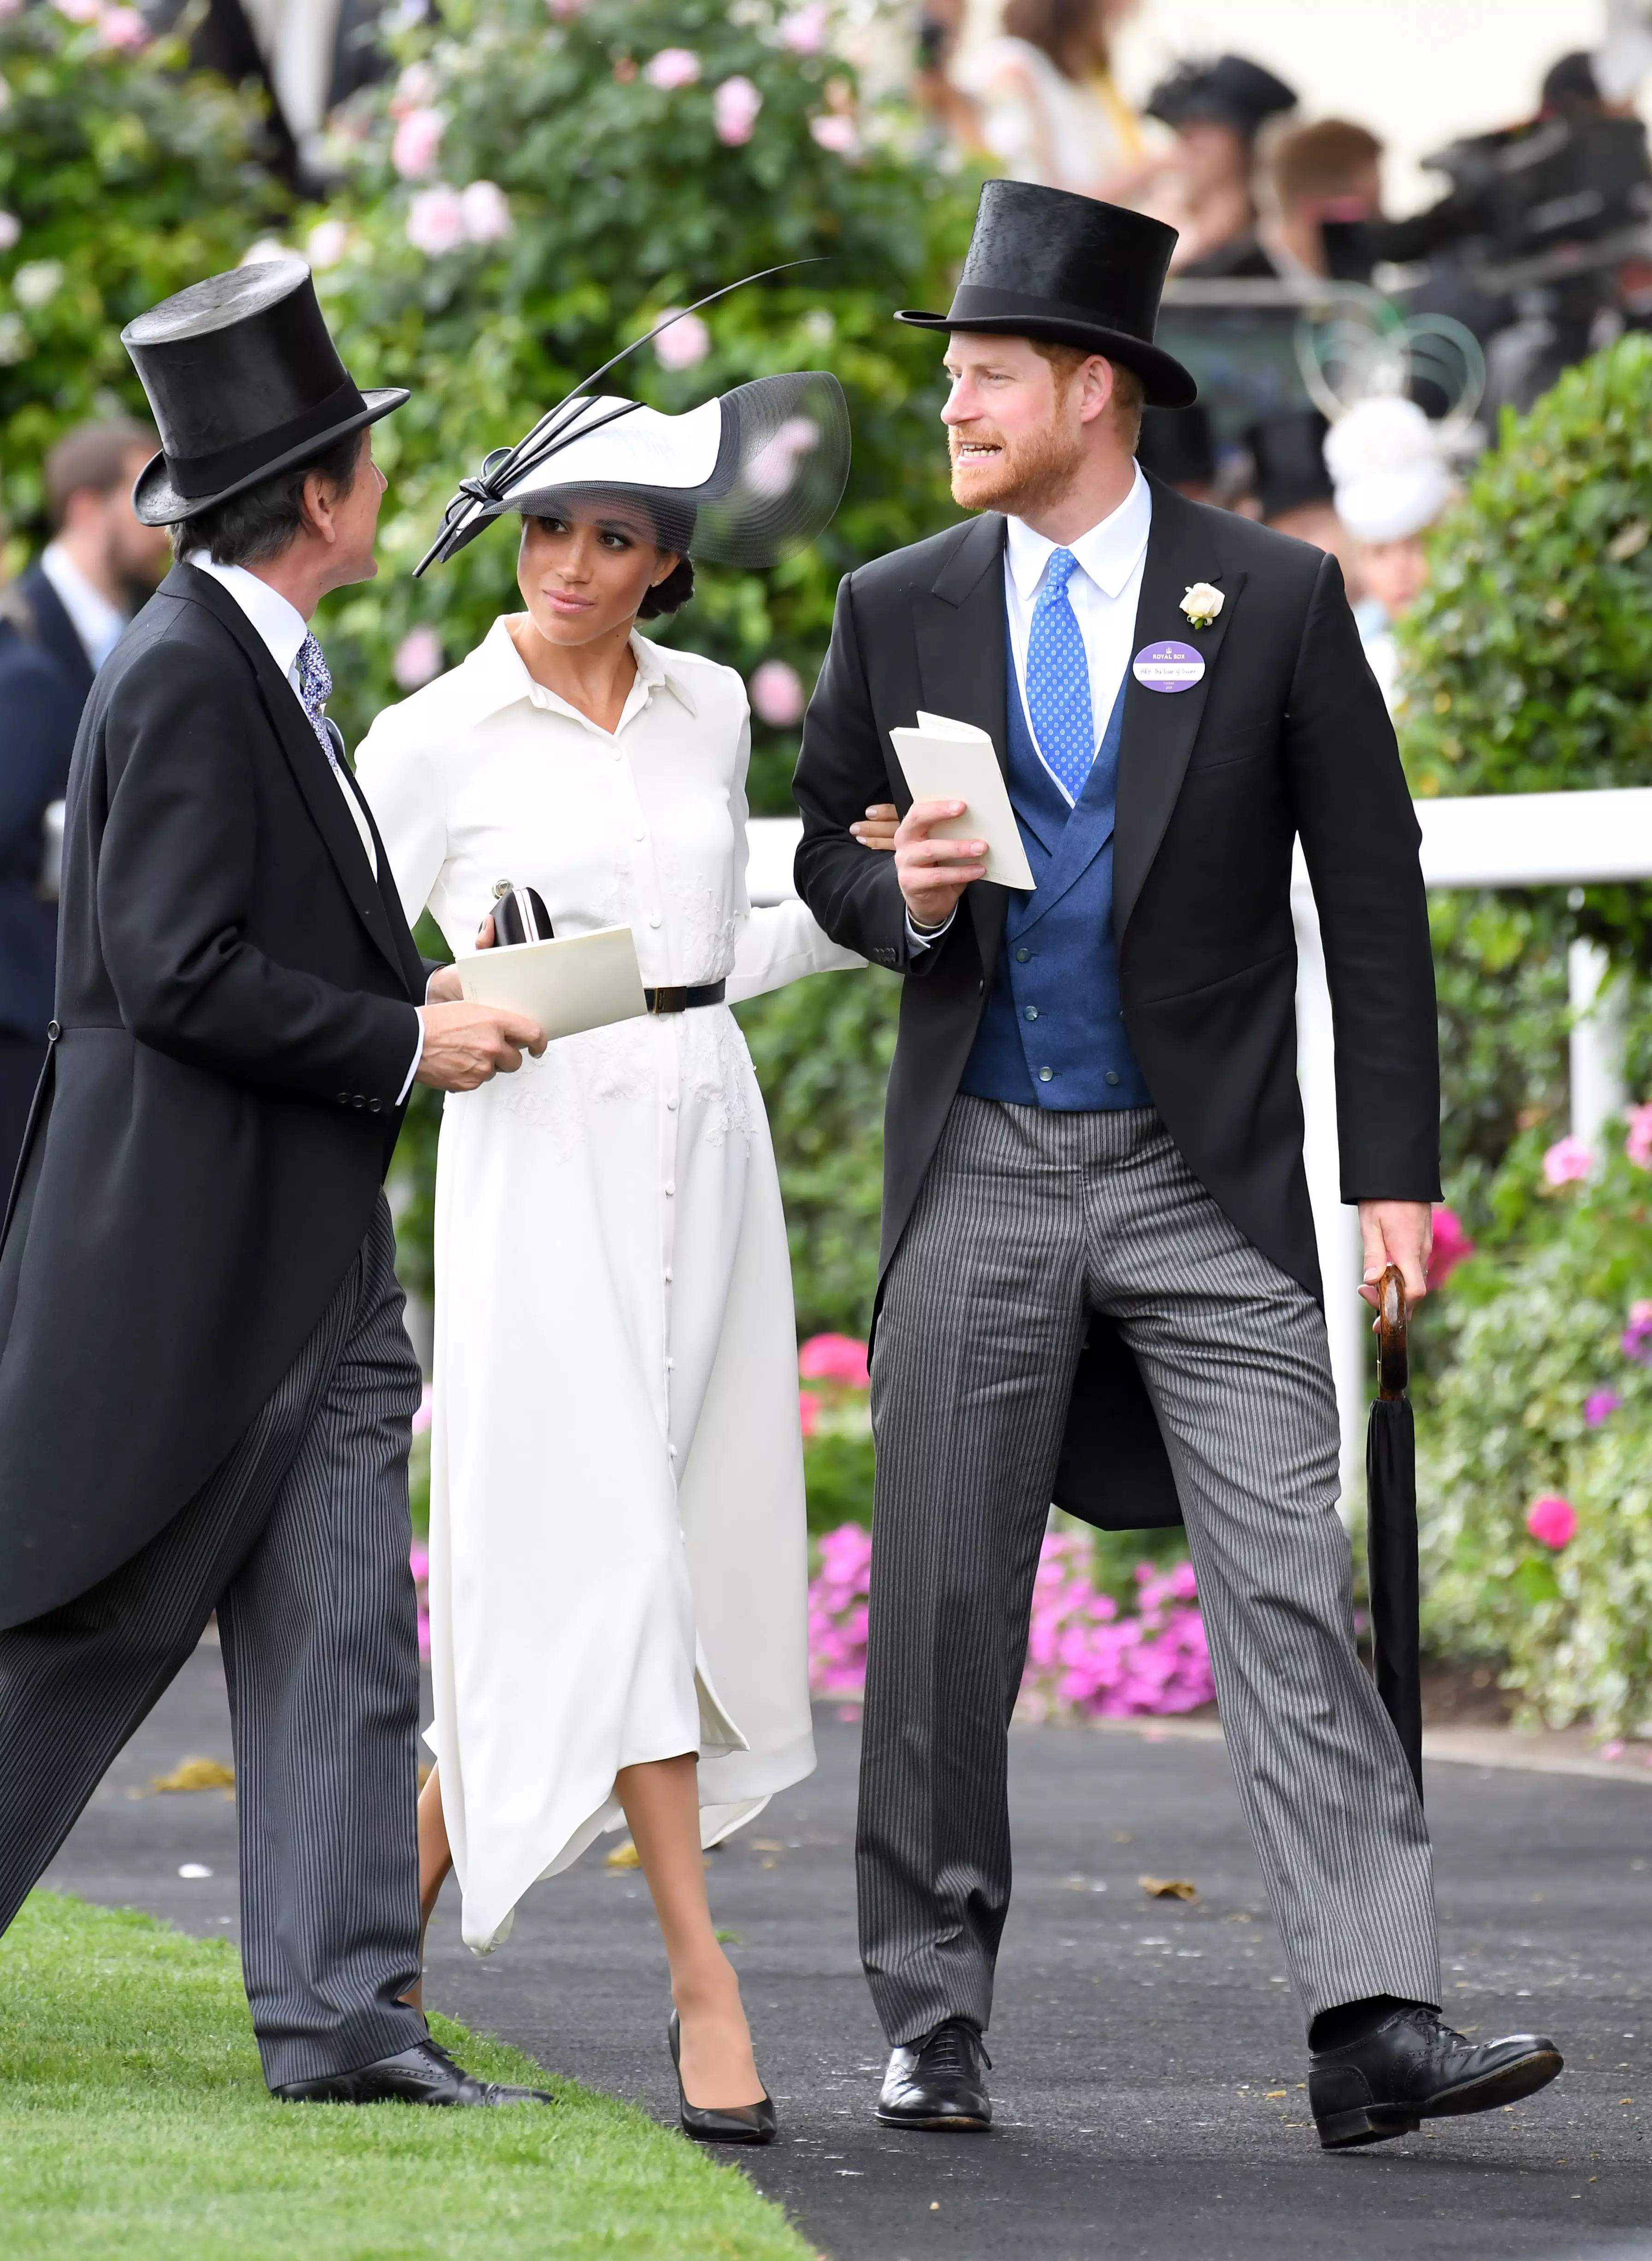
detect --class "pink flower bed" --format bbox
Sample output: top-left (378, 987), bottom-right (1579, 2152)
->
top-left (807, 1523), bottom-right (1214, 1720)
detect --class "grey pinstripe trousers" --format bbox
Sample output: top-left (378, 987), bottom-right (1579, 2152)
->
top-left (859, 1098), bottom-right (1440, 2044)
top-left (0, 1196), bottom-right (429, 2089)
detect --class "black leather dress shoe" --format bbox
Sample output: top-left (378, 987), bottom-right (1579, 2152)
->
top-left (1310, 2006), bottom-right (1562, 2149)
top-left (667, 2010), bottom-right (778, 2143)
top-left (876, 2020), bottom-right (992, 2130)
top-left (273, 2036), bottom-right (554, 2107)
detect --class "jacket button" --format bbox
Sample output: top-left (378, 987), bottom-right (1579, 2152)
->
top-left (1023, 1006), bottom-right (1038, 1021)
top-left (46, 1020), bottom-right (61, 1041)
top-left (1038, 1066), bottom-right (1053, 1082)
top-left (352, 1095), bottom-right (365, 1108)
top-left (336, 1093), bottom-right (349, 1105)
top-left (370, 1098), bottom-right (383, 1114)
top-left (1105, 1070), bottom-right (1121, 1087)
top-left (1015, 948), bottom-right (1030, 964)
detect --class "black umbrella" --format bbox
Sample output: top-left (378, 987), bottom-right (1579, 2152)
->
top-left (1365, 1263), bottom-right (1423, 1800)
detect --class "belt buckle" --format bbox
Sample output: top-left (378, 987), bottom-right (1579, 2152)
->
top-left (649, 986), bottom-right (689, 1016)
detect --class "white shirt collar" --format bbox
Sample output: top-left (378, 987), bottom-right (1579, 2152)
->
top-left (184, 551), bottom-right (310, 681)
top-left (464, 614), bottom-right (699, 730)
top-left (39, 541), bottom-right (128, 672)
top-left (1004, 461), bottom-right (1152, 603)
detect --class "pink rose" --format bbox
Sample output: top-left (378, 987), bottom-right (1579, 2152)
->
top-left (653, 309), bottom-right (711, 370)
top-left (1426, 1203), bottom-right (1475, 1290)
top-left (1622, 1300), bottom-right (1652, 1362)
top-left (53, 0), bottom-right (101, 23)
top-left (1627, 1100), bottom-right (1652, 1170)
top-left (1541, 1135), bottom-right (1593, 1188)
top-left (809, 112), bottom-right (858, 156)
top-left (460, 179), bottom-right (512, 243)
top-left (745, 412), bottom-right (821, 498)
top-left (409, 1543), bottom-right (431, 1584)
top-left (798, 1387), bottom-right (821, 1438)
top-left (389, 61), bottom-right (437, 116)
top-left (750, 659), bottom-right (805, 728)
top-left (392, 106), bottom-right (444, 179)
top-left (95, 6), bottom-right (148, 48)
top-left (0, 0), bottom-right (23, 20)
top-left (1525, 1494), bottom-right (1578, 1550)
top-left (779, 2), bottom-right (828, 52)
top-left (394, 627), bottom-right (444, 690)
top-left (406, 185), bottom-right (467, 256)
top-left (714, 73), bottom-right (762, 145)
top-left (546, 0), bottom-right (587, 16)
top-left (1585, 1388), bottom-right (1622, 1427)
top-left (798, 1332), bottom-right (870, 1386)
top-left (643, 46), bottom-right (701, 89)
top-left (306, 218), bottom-right (350, 269)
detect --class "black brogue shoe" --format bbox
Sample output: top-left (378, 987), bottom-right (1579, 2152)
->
top-left (1310, 2006), bottom-right (1562, 2149)
top-left (274, 2036), bottom-right (554, 2107)
top-left (876, 2019), bottom-right (992, 2131)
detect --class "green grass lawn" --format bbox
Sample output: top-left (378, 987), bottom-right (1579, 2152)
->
top-left (0, 1893), bottom-right (817, 2261)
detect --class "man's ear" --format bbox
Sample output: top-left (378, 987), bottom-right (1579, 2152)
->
top-left (1074, 355), bottom-right (1117, 427)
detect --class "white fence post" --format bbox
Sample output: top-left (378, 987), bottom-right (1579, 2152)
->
top-left (1568, 937), bottom-right (1627, 1148)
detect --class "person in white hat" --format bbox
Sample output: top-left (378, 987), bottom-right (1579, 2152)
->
top-left (1324, 396), bottom-right (1455, 712)
top-left (356, 356), bottom-right (871, 2143)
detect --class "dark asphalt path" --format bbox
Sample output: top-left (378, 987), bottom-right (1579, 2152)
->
top-left (37, 1648), bottom-right (1652, 2261)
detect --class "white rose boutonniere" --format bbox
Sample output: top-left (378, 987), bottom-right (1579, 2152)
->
top-left (1180, 582), bottom-right (1223, 629)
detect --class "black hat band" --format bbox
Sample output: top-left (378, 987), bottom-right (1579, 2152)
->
top-left (945, 283), bottom-right (1153, 347)
top-left (168, 376), bottom-right (366, 501)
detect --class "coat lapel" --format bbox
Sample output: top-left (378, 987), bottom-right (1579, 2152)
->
top-left (913, 514), bottom-right (1010, 979)
top-left (1112, 479), bottom-right (1245, 943)
top-left (166, 566), bottom-right (413, 991)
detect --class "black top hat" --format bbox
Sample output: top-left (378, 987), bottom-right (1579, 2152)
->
top-left (897, 181), bottom-right (1197, 409)
top-left (122, 260), bottom-right (408, 527)
top-left (1146, 53), bottom-right (1297, 139)
top-left (1136, 402), bottom-right (1215, 489)
top-left (1246, 407), bottom-right (1333, 520)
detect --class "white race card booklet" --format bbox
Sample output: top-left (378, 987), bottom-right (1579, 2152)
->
top-left (457, 924), bottom-right (648, 1042)
top-left (888, 710), bottom-right (1035, 892)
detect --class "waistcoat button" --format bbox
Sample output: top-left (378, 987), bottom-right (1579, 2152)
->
top-left (1038, 1066), bottom-right (1053, 1083)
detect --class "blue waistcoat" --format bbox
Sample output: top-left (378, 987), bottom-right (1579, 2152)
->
top-left (958, 633), bottom-right (1152, 1111)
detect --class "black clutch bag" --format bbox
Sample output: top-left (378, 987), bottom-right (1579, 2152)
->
top-left (491, 883), bottom-right (555, 947)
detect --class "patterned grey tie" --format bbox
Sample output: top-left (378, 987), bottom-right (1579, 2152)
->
top-left (295, 632), bottom-right (338, 769)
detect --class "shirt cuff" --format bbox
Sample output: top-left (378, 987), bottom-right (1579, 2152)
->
top-left (396, 1010), bottom-right (425, 1106)
top-left (905, 906), bottom-right (957, 951)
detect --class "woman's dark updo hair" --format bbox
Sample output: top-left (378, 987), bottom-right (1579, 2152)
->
top-left (637, 555), bottom-right (695, 619)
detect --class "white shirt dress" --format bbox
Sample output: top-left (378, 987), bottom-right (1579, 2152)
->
top-left (356, 616), bottom-right (860, 1951)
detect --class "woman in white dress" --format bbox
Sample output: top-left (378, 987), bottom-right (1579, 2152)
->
top-left (968, 0), bottom-right (1145, 201)
top-left (356, 369), bottom-right (889, 2138)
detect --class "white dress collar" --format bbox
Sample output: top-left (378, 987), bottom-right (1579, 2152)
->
top-left (184, 551), bottom-right (310, 680)
top-left (1004, 460), bottom-right (1152, 603)
top-left (463, 614), bottom-right (699, 734)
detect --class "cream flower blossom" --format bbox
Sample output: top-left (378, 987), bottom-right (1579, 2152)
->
top-left (1180, 581), bottom-right (1223, 628)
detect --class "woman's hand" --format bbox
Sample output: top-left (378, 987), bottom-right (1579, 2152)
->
top-left (475, 912), bottom-right (497, 949)
top-left (850, 803), bottom-right (900, 853)
top-left (423, 911), bottom-right (497, 1006)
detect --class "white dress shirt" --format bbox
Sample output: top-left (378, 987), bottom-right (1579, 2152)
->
top-left (39, 540), bottom-right (127, 672)
top-left (909, 463), bottom-right (1153, 945)
top-left (184, 552), bottom-right (423, 1100)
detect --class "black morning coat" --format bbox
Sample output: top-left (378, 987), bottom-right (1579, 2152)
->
top-left (792, 476), bottom-right (1441, 1531)
top-left (0, 562), bottom-right (426, 1628)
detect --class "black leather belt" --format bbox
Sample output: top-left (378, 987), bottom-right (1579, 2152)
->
top-left (644, 982), bottom-right (727, 1015)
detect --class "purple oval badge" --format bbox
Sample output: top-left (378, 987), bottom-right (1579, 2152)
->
top-left (1133, 639), bottom-right (1206, 694)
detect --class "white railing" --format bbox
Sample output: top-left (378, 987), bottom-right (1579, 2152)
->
top-left (750, 791), bottom-right (1652, 1512)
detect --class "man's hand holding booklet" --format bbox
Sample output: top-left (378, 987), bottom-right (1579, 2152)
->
top-left (888, 712), bottom-right (1035, 893)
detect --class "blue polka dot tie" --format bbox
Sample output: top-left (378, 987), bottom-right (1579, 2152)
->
top-left (1024, 548), bottom-right (1094, 800)
top-left (295, 632), bottom-right (339, 769)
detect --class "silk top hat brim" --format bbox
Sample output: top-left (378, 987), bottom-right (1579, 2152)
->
top-left (122, 258), bottom-right (409, 527)
top-left (896, 181), bottom-right (1198, 409)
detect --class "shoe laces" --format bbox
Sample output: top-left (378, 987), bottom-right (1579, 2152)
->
top-left (921, 2022), bottom-right (991, 2076)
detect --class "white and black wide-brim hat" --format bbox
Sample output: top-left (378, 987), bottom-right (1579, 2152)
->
top-left (897, 179), bottom-right (1197, 410)
top-left (122, 259), bottom-right (408, 527)
top-left (419, 369), bottom-right (850, 575)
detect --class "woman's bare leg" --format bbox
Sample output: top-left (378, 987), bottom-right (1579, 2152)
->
top-left (402, 1763), bottom-right (453, 2012)
top-left (616, 1752), bottom-right (763, 2108)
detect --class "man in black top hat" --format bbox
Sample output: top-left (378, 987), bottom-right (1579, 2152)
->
top-left (794, 179), bottom-right (1562, 2147)
top-left (0, 260), bottom-right (551, 2107)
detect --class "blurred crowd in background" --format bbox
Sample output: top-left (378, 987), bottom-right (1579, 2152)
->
top-left (2, 0), bottom-right (1649, 1191)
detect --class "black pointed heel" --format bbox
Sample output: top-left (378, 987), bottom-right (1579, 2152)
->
top-left (667, 2009), bottom-right (778, 2144)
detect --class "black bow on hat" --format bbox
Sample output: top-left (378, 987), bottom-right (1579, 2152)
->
top-left (896, 181), bottom-right (1197, 409)
top-left (122, 259), bottom-right (408, 527)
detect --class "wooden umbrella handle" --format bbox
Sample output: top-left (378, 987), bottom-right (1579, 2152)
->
top-left (1377, 1262), bottom-right (1409, 1401)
